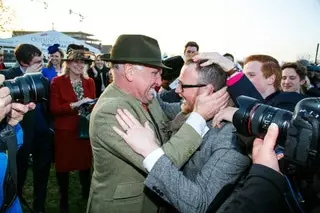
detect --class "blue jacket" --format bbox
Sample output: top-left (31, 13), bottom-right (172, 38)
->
top-left (0, 124), bottom-right (23, 212)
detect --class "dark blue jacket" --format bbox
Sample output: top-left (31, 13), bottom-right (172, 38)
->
top-left (227, 73), bottom-right (305, 112)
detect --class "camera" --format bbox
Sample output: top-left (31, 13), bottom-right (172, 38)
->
top-left (233, 95), bottom-right (320, 170)
top-left (2, 73), bottom-right (49, 104)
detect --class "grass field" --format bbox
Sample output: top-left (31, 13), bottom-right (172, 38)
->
top-left (22, 166), bottom-right (87, 213)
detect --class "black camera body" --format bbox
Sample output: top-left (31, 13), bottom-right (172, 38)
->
top-left (233, 96), bottom-right (320, 171)
top-left (2, 73), bottom-right (49, 104)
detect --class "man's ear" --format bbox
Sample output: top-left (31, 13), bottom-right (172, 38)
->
top-left (124, 64), bottom-right (134, 82)
top-left (204, 84), bottom-right (215, 94)
top-left (267, 74), bottom-right (276, 86)
top-left (300, 79), bottom-right (306, 86)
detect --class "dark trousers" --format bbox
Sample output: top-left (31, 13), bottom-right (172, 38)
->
top-left (56, 169), bottom-right (91, 212)
top-left (16, 130), bottom-right (53, 212)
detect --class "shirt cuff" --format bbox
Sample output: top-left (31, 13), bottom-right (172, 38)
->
top-left (143, 148), bottom-right (165, 172)
top-left (186, 112), bottom-right (209, 137)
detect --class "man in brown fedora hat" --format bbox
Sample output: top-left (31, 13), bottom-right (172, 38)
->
top-left (87, 34), bottom-right (222, 213)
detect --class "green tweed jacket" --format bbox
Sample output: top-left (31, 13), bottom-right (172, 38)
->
top-left (86, 83), bottom-right (202, 213)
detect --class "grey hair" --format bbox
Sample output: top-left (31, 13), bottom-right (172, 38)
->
top-left (185, 59), bottom-right (227, 91)
top-left (111, 63), bottom-right (144, 71)
top-left (111, 63), bottom-right (124, 70)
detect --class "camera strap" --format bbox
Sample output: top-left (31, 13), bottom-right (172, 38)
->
top-left (0, 124), bottom-right (18, 212)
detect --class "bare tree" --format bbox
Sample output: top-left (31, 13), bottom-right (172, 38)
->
top-left (0, 0), bottom-right (14, 33)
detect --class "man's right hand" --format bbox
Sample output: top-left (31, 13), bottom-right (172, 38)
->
top-left (25, 63), bottom-right (42, 73)
top-left (193, 52), bottom-right (236, 72)
top-left (193, 87), bottom-right (229, 121)
top-left (0, 75), bottom-right (13, 122)
top-left (252, 123), bottom-right (283, 173)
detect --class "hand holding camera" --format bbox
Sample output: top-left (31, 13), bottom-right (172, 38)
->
top-left (0, 75), bottom-right (12, 122)
top-left (0, 74), bottom-right (36, 126)
top-left (252, 123), bottom-right (283, 173)
top-left (233, 95), bottom-right (320, 172)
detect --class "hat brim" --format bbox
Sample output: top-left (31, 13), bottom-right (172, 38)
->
top-left (62, 58), bottom-right (93, 62)
top-left (103, 59), bottom-right (171, 70)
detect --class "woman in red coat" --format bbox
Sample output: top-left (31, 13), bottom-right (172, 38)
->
top-left (50, 49), bottom-right (95, 212)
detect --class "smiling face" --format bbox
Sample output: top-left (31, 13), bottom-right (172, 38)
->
top-left (67, 60), bottom-right (86, 76)
top-left (175, 64), bottom-right (201, 113)
top-left (131, 65), bottom-right (162, 103)
top-left (243, 61), bottom-right (270, 95)
top-left (95, 56), bottom-right (105, 69)
top-left (184, 46), bottom-right (198, 61)
top-left (281, 68), bottom-right (305, 93)
top-left (49, 51), bottom-right (63, 67)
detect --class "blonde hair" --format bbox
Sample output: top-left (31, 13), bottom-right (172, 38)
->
top-left (61, 61), bottom-right (89, 79)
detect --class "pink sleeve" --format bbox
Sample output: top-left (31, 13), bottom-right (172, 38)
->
top-left (227, 72), bottom-right (244, 87)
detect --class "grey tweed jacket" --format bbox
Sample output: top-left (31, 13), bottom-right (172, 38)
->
top-left (144, 122), bottom-right (251, 213)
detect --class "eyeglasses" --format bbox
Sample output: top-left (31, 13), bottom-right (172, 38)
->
top-left (177, 80), bottom-right (206, 92)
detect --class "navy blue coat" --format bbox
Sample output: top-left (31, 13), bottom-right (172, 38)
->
top-left (227, 74), bottom-right (305, 112)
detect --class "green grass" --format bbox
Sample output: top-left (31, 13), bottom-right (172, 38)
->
top-left (21, 166), bottom-right (87, 213)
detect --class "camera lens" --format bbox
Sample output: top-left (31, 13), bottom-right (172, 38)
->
top-left (3, 73), bottom-right (49, 104)
top-left (249, 104), bottom-right (292, 146)
top-left (233, 95), bottom-right (293, 147)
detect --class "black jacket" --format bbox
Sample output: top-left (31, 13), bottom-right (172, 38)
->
top-left (87, 66), bottom-right (110, 97)
top-left (212, 164), bottom-right (289, 213)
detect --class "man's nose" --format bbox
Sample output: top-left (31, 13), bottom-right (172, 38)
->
top-left (284, 78), bottom-right (290, 83)
top-left (155, 76), bottom-right (162, 87)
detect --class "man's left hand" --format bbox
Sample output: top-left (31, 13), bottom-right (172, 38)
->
top-left (7, 102), bottom-right (36, 126)
top-left (193, 87), bottom-right (229, 121)
top-left (113, 109), bottom-right (159, 158)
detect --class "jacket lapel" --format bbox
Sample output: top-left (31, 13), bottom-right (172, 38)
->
top-left (106, 84), bottom-right (167, 145)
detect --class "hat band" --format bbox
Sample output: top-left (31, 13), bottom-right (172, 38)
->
top-left (110, 57), bottom-right (162, 62)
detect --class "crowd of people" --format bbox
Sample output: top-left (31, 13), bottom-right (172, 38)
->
top-left (0, 34), bottom-right (319, 213)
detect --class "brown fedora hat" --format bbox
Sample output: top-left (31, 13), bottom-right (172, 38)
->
top-left (105, 34), bottom-right (170, 69)
top-left (62, 49), bottom-right (93, 62)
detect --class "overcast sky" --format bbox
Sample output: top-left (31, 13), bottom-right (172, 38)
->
top-left (2, 0), bottom-right (320, 62)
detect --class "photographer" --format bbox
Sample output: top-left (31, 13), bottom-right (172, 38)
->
top-left (1, 44), bottom-right (51, 213)
top-left (0, 74), bottom-right (35, 212)
top-left (211, 123), bottom-right (289, 213)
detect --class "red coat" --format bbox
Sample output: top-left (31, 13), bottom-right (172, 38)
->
top-left (50, 75), bottom-right (96, 172)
